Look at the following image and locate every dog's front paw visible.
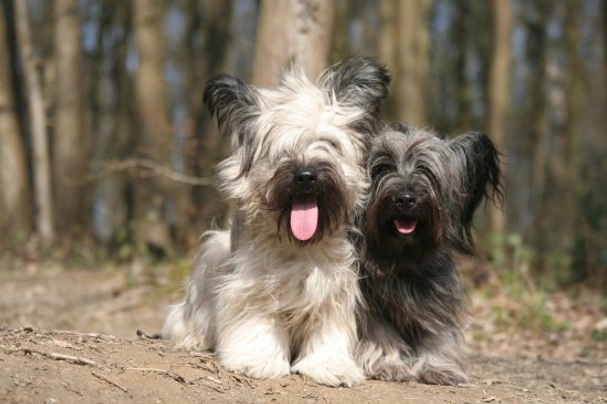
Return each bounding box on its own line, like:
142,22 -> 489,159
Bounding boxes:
221,353 -> 290,380
292,355 -> 365,387
367,359 -> 414,382
417,366 -> 468,386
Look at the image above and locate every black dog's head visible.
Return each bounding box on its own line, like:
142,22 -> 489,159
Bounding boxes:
363,123 -> 503,264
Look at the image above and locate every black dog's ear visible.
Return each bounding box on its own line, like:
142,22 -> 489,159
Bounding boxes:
448,132 -> 504,253
322,57 -> 391,117
203,74 -> 260,151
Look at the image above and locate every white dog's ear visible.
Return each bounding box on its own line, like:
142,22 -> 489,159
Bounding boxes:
322,57 -> 391,117
203,74 -> 260,151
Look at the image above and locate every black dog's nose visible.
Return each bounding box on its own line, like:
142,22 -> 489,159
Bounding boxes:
396,194 -> 417,208
295,168 -> 317,191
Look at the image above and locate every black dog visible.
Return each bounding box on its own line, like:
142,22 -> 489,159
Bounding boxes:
355,123 -> 503,385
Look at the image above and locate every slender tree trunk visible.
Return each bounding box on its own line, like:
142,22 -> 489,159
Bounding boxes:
0,4 -> 32,240
549,1 -> 582,281
396,0 -> 430,125
15,0 -> 54,242
378,0 -> 398,119
487,0 -> 513,235
90,3 -> 131,245
528,1 -> 550,274
453,3 -> 472,131
53,0 -> 84,235
251,0 -> 336,86
133,0 -> 172,252
187,1 -> 233,240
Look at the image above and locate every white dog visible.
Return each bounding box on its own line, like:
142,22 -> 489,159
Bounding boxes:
163,58 -> 390,387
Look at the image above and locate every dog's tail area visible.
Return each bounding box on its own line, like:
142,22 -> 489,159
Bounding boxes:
161,230 -> 232,350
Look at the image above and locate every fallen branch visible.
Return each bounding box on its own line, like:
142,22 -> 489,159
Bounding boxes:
7,346 -> 96,366
17,327 -> 119,341
124,366 -> 186,385
73,158 -> 213,186
47,329 -> 119,340
92,371 -> 128,393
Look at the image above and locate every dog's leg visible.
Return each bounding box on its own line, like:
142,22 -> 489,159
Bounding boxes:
216,310 -> 291,379
162,230 -> 230,350
355,313 -> 415,382
291,302 -> 364,387
412,333 -> 468,386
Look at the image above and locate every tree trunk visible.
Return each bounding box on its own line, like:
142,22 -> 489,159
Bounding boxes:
53,0 -> 85,235
15,0 -> 54,242
0,4 -> 32,240
251,0 -> 336,86
396,0 -> 430,125
453,2 -> 474,132
524,1 -> 549,274
133,0 -> 172,252
186,1 -> 234,242
548,1 -> 582,282
90,3 -> 131,245
487,0 -> 513,235
378,0 -> 398,119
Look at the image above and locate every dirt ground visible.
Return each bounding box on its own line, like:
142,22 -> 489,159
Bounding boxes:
1,260 -> 605,403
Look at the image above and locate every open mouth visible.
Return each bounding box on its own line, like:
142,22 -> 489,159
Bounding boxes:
394,217 -> 417,235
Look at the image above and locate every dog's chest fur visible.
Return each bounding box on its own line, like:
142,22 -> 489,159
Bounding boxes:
361,251 -> 466,349
228,221 -> 358,316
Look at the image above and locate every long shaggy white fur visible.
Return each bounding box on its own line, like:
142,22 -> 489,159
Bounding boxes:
163,58 -> 390,387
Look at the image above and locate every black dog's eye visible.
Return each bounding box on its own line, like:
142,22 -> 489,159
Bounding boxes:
371,163 -> 394,179
415,165 -> 430,176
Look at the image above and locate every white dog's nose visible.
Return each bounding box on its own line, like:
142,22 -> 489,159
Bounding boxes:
295,168 -> 317,191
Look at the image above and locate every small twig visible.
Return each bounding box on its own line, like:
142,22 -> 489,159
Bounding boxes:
7,347 -> 96,366
92,371 -> 128,393
230,373 -> 255,389
124,367 -> 186,385
199,382 -> 225,394
136,329 -> 162,340
18,328 -> 119,341
59,380 -> 83,396
189,351 -> 215,360
49,329 -> 119,340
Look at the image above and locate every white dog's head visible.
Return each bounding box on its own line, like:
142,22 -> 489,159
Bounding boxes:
204,58 -> 390,243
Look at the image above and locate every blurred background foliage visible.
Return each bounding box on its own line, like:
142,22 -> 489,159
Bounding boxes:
1,0 -> 606,292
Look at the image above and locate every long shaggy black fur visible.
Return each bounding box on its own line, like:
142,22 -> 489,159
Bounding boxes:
355,123 -> 504,385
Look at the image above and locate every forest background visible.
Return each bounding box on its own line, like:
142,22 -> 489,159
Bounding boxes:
1,0 -> 606,296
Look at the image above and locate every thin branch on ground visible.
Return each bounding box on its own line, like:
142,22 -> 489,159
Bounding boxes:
47,329 -> 119,340
91,371 -> 129,393
16,327 -> 119,341
124,366 -> 187,385
5,346 -> 96,366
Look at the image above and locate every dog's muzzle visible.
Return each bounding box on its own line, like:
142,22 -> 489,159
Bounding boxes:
291,167 -> 319,241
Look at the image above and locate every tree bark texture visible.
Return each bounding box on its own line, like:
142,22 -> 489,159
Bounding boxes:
15,0 -> 55,242
133,0 -> 172,250
251,0 -> 336,86
54,0 -> 85,235
396,0 -> 430,126
487,0 -> 513,235
0,5 -> 32,239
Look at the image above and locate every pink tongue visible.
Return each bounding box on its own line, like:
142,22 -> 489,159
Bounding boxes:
290,197 -> 319,241
394,219 -> 417,234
